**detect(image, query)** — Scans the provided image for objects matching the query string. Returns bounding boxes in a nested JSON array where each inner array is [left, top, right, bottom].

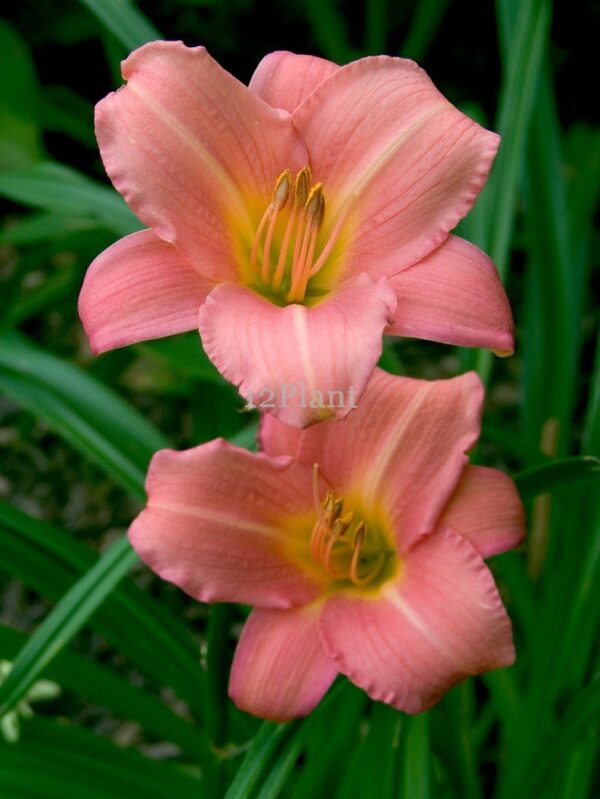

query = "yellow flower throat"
[[310, 464, 396, 591], [247, 167, 347, 305]]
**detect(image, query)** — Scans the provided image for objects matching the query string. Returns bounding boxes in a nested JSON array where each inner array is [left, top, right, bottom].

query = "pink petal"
[[319, 527, 515, 714], [198, 274, 397, 427], [441, 466, 526, 558], [386, 236, 514, 352], [96, 41, 307, 280], [229, 606, 337, 721], [258, 414, 304, 458], [293, 57, 499, 278], [78, 229, 211, 354], [129, 440, 320, 608], [249, 51, 339, 113], [289, 369, 483, 550]]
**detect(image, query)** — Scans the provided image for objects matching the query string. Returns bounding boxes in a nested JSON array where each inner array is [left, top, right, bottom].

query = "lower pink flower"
[[129, 370, 525, 720]]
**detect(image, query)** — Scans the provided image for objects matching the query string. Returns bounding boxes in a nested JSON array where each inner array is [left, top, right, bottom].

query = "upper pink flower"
[[129, 369, 525, 720], [79, 43, 514, 426]]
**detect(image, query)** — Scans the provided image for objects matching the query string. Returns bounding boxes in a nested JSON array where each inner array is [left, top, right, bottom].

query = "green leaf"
[[460, 0, 551, 384], [0, 212, 99, 245], [77, 0, 162, 52], [0, 625, 203, 757], [41, 85, 95, 147], [0, 536, 136, 717], [0, 717, 201, 799], [225, 722, 290, 799], [353, 703, 404, 799], [0, 500, 204, 716], [0, 161, 140, 236], [514, 456, 600, 499], [0, 331, 167, 498], [290, 686, 366, 799], [503, 673, 600, 799], [398, 714, 431, 799], [302, 0, 359, 62], [364, 0, 388, 53], [137, 332, 226, 383], [401, 0, 450, 62], [225, 683, 346, 799], [0, 21, 42, 168], [583, 327, 600, 456]]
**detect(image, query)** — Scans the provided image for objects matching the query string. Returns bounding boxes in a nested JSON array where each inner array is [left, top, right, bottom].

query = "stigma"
[[309, 464, 390, 588], [249, 167, 344, 304]]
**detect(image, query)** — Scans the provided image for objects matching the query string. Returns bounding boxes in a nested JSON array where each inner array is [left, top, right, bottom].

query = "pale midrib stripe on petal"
[[148, 500, 284, 539], [382, 583, 456, 661], [362, 384, 430, 507], [324, 103, 448, 239], [292, 306, 318, 397], [129, 83, 254, 238]]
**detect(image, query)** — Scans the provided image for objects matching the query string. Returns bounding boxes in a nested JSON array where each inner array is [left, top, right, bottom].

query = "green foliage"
[[0, 0, 597, 797], [0, 22, 43, 169]]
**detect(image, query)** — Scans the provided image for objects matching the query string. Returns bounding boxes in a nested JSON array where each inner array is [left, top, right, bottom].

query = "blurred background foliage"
[[0, 0, 598, 797]]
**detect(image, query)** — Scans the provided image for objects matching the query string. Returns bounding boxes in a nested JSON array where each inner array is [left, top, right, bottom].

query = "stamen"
[[312, 463, 322, 518], [272, 167, 312, 292], [250, 205, 272, 273], [323, 530, 337, 573], [260, 170, 291, 283], [288, 220, 313, 301], [272, 169, 291, 211], [294, 166, 311, 210], [309, 206, 349, 277], [353, 522, 366, 551], [287, 184, 325, 302], [331, 498, 343, 525], [333, 510, 354, 537], [322, 490, 335, 521], [305, 183, 325, 227], [272, 211, 296, 290], [350, 522, 368, 585], [310, 519, 325, 560], [249, 166, 348, 301]]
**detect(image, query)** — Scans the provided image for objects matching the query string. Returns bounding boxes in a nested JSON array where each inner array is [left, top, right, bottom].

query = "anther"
[[332, 498, 343, 524], [333, 510, 354, 537], [272, 169, 291, 210], [304, 184, 325, 227], [294, 166, 311, 209], [321, 490, 334, 517], [261, 170, 292, 282], [272, 168, 306, 291], [250, 165, 347, 302]]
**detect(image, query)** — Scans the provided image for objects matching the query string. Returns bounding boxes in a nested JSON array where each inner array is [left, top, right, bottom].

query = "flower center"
[[246, 167, 347, 305], [310, 464, 395, 590]]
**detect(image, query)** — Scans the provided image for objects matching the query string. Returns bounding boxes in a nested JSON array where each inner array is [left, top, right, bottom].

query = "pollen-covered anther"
[[249, 166, 344, 302], [294, 166, 311, 210], [272, 169, 291, 210], [309, 472, 387, 588]]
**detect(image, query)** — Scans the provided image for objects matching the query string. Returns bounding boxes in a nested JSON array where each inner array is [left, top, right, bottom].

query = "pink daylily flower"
[[129, 369, 525, 719], [79, 42, 514, 427]]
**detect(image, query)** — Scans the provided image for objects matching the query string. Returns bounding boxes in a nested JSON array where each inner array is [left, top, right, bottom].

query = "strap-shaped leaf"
[[0, 161, 140, 236], [78, 0, 161, 52], [0, 331, 167, 498], [0, 717, 201, 799], [0, 501, 204, 715], [0, 536, 136, 716]]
